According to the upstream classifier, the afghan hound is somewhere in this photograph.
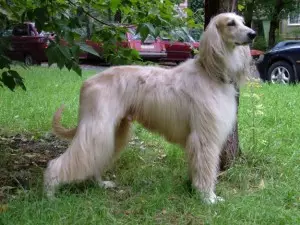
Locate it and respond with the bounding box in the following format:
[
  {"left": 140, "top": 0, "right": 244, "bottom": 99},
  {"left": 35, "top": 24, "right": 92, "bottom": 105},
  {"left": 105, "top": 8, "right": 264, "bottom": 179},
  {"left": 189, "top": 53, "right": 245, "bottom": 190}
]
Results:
[{"left": 44, "top": 12, "right": 256, "bottom": 204}]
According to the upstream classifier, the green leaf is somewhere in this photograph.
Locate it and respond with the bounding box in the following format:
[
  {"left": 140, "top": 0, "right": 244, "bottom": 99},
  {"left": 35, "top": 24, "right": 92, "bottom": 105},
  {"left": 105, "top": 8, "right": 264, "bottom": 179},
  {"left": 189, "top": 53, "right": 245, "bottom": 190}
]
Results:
[
  {"left": 58, "top": 45, "right": 72, "bottom": 59},
  {"left": 110, "top": 0, "right": 121, "bottom": 13},
  {"left": 77, "top": 42, "right": 100, "bottom": 57},
  {"left": 45, "top": 41, "right": 66, "bottom": 69},
  {"left": 8, "top": 70, "right": 26, "bottom": 91},
  {"left": 136, "top": 23, "right": 152, "bottom": 42},
  {"left": 45, "top": 42, "right": 61, "bottom": 66},
  {"left": 71, "top": 45, "right": 80, "bottom": 56},
  {"left": 238, "top": 4, "right": 245, "bottom": 11},
  {"left": 0, "top": 55, "right": 11, "bottom": 70},
  {"left": 72, "top": 62, "right": 82, "bottom": 76},
  {"left": 1, "top": 71, "right": 16, "bottom": 91},
  {"left": 1, "top": 70, "right": 26, "bottom": 91}
]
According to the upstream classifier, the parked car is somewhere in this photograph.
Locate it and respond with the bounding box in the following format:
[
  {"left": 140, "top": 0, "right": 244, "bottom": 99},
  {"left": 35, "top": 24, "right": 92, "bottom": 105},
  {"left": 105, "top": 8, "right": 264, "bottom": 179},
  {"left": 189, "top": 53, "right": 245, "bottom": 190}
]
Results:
[
  {"left": 250, "top": 49, "right": 264, "bottom": 60},
  {"left": 256, "top": 40, "right": 300, "bottom": 84},
  {"left": 2, "top": 22, "right": 54, "bottom": 65},
  {"left": 159, "top": 29, "right": 200, "bottom": 64},
  {"left": 86, "top": 26, "right": 167, "bottom": 63}
]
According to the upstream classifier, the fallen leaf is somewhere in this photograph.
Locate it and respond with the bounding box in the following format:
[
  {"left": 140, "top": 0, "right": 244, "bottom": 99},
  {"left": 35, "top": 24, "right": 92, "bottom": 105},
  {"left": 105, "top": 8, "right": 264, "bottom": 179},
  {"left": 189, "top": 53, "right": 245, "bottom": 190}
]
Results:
[
  {"left": 24, "top": 153, "right": 37, "bottom": 158},
  {"left": 0, "top": 204, "right": 8, "bottom": 213},
  {"left": 124, "top": 210, "right": 132, "bottom": 215}
]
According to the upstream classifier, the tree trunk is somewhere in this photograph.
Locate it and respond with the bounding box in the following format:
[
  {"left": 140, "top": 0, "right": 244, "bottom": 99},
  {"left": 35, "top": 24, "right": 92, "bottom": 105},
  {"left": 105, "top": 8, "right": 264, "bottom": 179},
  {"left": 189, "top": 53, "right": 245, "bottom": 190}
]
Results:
[
  {"left": 268, "top": 19, "right": 278, "bottom": 48},
  {"left": 244, "top": 0, "right": 255, "bottom": 28},
  {"left": 204, "top": 0, "right": 237, "bottom": 27},
  {"left": 204, "top": 0, "right": 240, "bottom": 171},
  {"left": 268, "top": 0, "right": 283, "bottom": 48},
  {"left": 114, "top": 9, "right": 122, "bottom": 23}
]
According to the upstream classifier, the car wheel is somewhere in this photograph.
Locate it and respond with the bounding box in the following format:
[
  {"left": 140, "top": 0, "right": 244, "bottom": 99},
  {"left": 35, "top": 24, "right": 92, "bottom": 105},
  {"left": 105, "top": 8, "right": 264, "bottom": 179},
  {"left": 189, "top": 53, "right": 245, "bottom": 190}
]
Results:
[
  {"left": 24, "top": 54, "right": 34, "bottom": 66},
  {"left": 267, "top": 61, "right": 295, "bottom": 84}
]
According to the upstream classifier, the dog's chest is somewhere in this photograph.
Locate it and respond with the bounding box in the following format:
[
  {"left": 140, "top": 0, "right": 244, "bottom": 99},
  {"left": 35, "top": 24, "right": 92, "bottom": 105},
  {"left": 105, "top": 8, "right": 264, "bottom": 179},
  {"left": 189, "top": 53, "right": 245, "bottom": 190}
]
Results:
[
  {"left": 214, "top": 86, "right": 237, "bottom": 137},
  {"left": 225, "top": 50, "right": 245, "bottom": 74}
]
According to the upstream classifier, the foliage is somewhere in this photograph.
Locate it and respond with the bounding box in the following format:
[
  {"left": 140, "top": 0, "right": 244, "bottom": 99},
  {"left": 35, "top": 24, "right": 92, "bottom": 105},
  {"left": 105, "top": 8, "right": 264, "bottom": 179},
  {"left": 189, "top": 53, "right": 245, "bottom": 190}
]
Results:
[
  {"left": 255, "top": 0, "right": 300, "bottom": 20},
  {"left": 188, "top": 0, "right": 204, "bottom": 24},
  {"left": 252, "top": 35, "right": 268, "bottom": 51},
  {"left": 0, "top": 0, "right": 199, "bottom": 91},
  {"left": 239, "top": 0, "right": 300, "bottom": 20}
]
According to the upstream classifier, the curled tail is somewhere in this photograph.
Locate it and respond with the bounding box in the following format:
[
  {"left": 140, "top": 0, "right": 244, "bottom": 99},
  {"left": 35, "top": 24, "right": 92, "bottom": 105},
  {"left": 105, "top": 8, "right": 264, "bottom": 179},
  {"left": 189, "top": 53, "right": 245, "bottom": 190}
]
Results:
[{"left": 52, "top": 104, "right": 77, "bottom": 140}]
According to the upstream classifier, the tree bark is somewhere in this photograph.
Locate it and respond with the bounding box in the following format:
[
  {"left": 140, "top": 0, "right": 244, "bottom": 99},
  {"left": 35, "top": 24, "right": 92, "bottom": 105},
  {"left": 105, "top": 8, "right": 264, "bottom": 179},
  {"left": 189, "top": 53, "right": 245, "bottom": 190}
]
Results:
[
  {"left": 244, "top": 0, "right": 255, "bottom": 28},
  {"left": 114, "top": 9, "right": 122, "bottom": 23},
  {"left": 204, "top": 0, "right": 240, "bottom": 171}
]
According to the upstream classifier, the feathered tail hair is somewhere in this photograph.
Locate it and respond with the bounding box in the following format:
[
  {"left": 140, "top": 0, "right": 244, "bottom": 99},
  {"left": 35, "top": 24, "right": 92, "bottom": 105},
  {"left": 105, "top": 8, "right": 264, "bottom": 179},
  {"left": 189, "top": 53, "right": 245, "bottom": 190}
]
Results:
[{"left": 52, "top": 105, "right": 77, "bottom": 140}]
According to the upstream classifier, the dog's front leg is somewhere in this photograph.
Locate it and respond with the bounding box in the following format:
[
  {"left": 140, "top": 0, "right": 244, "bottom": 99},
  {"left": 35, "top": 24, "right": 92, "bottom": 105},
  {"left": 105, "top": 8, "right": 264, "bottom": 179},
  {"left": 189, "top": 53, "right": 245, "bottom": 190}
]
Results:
[{"left": 186, "top": 131, "right": 224, "bottom": 204}]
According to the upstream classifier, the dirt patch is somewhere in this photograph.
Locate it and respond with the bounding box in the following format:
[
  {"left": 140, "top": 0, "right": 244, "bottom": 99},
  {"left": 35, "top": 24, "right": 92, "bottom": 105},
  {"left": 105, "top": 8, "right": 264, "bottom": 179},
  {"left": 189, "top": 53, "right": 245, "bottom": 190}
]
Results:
[{"left": 0, "top": 134, "right": 68, "bottom": 202}]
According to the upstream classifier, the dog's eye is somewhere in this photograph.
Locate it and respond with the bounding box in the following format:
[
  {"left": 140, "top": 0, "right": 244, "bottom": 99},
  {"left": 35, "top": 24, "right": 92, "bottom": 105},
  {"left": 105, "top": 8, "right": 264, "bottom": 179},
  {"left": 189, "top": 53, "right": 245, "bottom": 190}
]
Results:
[{"left": 227, "top": 20, "right": 236, "bottom": 26}]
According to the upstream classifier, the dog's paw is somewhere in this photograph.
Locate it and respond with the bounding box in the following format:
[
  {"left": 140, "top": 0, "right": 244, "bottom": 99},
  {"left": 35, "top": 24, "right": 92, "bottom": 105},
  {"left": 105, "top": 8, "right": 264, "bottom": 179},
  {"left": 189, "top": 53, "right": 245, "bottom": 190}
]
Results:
[
  {"left": 99, "top": 180, "right": 117, "bottom": 189},
  {"left": 203, "top": 192, "right": 225, "bottom": 204}
]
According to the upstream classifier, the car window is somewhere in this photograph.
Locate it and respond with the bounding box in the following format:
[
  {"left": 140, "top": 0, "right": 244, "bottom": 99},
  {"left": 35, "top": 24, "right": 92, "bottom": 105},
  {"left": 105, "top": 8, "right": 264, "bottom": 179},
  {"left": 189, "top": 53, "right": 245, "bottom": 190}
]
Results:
[
  {"left": 0, "top": 29, "right": 12, "bottom": 37},
  {"left": 171, "top": 30, "right": 189, "bottom": 42},
  {"left": 12, "top": 24, "right": 29, "bottom": 36},
  {"left": 128, "top": 28, "right": 155, "bottom": 41}
]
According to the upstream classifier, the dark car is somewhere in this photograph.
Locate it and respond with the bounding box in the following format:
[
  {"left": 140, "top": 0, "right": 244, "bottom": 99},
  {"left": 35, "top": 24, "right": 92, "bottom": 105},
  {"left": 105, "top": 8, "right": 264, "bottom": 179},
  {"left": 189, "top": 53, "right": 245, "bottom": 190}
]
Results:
[
  {"left": 2, "top": 22, "right": 54, "bottom": 65},
  {"left": 256, "top": 40, "right": 300, "bottom": 84}
]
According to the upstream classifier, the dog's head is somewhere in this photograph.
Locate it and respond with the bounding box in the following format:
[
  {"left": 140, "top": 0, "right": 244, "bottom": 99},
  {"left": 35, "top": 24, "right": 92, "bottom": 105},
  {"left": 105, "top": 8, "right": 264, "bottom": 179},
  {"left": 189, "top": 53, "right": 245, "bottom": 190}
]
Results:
[
  {"left": 213, "top": 12, "right": 256, "bottom": 47},
  {"left": 198, "top": 13, "right": 255, "bottom": 85}
]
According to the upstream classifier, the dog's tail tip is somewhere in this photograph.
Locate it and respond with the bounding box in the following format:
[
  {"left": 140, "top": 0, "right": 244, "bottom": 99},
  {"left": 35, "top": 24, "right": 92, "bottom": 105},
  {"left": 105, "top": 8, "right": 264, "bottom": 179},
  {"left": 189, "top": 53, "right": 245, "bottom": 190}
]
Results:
[{"left": 52, "top": 104, "right": 77, "bottom": 140}]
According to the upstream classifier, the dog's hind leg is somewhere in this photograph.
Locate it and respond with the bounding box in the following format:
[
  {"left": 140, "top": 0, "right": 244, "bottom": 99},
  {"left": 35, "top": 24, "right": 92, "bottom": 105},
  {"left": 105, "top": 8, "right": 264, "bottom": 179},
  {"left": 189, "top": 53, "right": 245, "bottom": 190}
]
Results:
[
  {"left": 115, "top": 117, "right": 132, "bottom": 155},
  {"left": 186, "top": 131, "right": 224, "bottom": 204},
  {"left": 44, "top": 116, "right": 117, "bottom": 196},
  {"left": 95, "top": 117, "right": 132, "bottom": 189}
]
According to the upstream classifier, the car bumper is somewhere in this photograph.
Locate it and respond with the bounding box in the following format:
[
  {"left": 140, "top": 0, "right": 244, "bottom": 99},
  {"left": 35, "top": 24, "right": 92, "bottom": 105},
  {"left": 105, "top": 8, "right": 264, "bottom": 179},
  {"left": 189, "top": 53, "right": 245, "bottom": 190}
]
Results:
[
  {"left": 255, "top": 55, "right": 268, "bottom": 80},
  {"left": 139, "top": 52, "right": 167, "bottom": 59}
]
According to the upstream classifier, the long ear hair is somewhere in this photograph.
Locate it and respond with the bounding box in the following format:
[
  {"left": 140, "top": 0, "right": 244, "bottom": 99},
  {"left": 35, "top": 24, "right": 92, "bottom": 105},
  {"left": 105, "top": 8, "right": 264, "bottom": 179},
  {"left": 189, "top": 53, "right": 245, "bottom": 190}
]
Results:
[{"left": 198, "top": 16, "right": 232, "bottom": 83}]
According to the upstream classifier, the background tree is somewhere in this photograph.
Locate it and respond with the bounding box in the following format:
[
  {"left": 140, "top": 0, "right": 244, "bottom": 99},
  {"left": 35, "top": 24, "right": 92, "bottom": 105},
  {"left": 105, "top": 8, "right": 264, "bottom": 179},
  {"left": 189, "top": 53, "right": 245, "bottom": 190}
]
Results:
[
  {"left": 239, "top": 0, "right": 300, "bottom": 48},
  {"left": 188, "top": 0, "right": 204, "bottom": 24},
  {"left": 204, "top": 0, "right": 239, "bottom": 171}
]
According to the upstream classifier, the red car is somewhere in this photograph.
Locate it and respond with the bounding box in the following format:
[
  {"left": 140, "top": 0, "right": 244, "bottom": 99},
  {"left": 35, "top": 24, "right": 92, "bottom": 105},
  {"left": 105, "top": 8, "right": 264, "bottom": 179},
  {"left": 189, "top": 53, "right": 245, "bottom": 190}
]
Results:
[
  {"left": 160, "top": 29, "right": 200, "bottom": 64},
  {"left": 250, "top": 49, "right": 264, "bottom": 60},
  {"left": 86, "top": 26, "right": 167, "bottom": 63},
  {"left": 3, "top": 22, "right": 54, "bottom": 65}
]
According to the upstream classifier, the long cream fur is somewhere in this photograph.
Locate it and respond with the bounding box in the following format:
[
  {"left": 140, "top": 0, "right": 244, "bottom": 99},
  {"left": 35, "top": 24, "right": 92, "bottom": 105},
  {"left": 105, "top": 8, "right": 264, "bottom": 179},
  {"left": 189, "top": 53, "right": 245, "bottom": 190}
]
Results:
[{"left": 44, "top": 12, "right": 255, "bottom": 204}]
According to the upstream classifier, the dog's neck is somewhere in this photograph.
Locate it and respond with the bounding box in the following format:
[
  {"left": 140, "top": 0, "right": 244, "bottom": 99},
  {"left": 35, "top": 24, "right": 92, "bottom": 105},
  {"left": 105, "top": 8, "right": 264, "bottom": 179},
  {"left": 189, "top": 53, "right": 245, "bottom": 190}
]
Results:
[{"left": 197, "top": 44, "right": 251, "bottom": 87}]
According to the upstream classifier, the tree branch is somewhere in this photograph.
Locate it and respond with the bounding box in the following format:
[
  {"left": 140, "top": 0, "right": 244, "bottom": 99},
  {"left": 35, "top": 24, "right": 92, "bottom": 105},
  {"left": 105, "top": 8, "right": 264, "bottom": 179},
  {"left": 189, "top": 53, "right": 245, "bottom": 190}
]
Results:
[{"left": 67, "top": 0, "right": 116, "bottom": 27}]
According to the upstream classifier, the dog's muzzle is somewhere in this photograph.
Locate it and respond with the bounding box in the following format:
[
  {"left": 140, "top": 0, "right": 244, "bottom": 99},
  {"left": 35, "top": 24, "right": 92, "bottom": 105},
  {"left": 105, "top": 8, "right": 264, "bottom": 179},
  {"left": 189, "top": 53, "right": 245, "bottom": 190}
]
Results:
[{"left": 247, "top": 31, "right": 257, "bottom": 40}]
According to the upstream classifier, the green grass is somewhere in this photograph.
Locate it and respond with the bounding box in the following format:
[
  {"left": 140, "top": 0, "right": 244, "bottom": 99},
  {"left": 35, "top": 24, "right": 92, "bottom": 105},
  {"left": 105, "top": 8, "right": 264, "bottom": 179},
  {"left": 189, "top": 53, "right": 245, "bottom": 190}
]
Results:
[
  {"left": 0, "top": 66, "right": 300, "bottom": 224},
  {"left": 0, "top": 66, "right": 97, "bottom": 136}
]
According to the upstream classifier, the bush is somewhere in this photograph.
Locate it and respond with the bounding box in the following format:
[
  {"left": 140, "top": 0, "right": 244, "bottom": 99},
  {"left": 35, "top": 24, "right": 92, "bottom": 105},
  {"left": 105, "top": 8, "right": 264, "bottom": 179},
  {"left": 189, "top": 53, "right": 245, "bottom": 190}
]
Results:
[{"left": 252, "top": 35, "right": 267, "bottom": 51}]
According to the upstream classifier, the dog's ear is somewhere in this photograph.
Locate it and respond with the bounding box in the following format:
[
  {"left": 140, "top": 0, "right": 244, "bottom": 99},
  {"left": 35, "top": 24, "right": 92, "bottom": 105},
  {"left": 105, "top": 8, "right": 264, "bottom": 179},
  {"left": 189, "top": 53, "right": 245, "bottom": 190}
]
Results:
[
  {"left": 199, "top": 16, "right": 225, "bottom": 63},
  {"left": 198, "top": 16, "right": 230, "bottom": 83},
  {"left": 201, "top": 16, "right": 225, "bottom": 53}
]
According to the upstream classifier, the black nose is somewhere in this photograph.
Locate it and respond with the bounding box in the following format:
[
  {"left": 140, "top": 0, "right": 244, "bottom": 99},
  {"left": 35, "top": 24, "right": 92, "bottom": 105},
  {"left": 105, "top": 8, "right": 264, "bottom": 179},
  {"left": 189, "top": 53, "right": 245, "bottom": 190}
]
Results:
[{"left": 247, "top": 31, "right": 256, "bottom": 40}]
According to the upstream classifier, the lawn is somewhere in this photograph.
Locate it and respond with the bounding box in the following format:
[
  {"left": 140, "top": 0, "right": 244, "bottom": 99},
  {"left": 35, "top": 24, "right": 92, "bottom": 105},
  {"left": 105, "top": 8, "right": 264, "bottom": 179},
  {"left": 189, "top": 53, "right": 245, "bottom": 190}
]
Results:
[{"left": 0, "top": 66, "right": 299, "bottom": 225}]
